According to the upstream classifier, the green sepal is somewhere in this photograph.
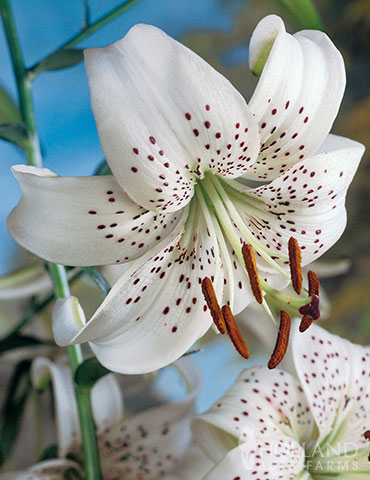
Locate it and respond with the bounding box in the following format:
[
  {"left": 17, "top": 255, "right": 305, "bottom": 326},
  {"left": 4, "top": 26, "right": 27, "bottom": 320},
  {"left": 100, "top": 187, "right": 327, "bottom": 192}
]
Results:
[
  {"left": 74, "top": 357, "right": 111, "bottom": 391},
  {"left": 0, "top": 85, "right": 21, "bottom": 124},
  {"left": 94, "top": 159, "right": 112, "bottom": 176},
  {"left": 30, "top": 48, "right": 84, "bottom": 78},
  {"left": 82, "top": 266, "right": 111, "bottom": 296},
  {"left": 272, "top": 0, "right": 323, "bottom": 30}
]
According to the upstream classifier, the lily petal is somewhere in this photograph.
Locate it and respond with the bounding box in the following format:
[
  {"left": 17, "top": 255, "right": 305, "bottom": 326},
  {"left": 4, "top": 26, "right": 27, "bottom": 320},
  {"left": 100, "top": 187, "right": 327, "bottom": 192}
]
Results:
[
  {"left": 290, "top": 321, "right": 370, "bottom": 452},
  {"left": 84, "top": 24, "right": 260, "bottom": 213},
  {"left": 53, "top": 206, "right": 222, "bottom": 374},
  {"left": 200, "top": 437, "right": 306, "bottom": 480},
  {"left": 7, "top": 165, "right": 183, "bottom": 266},
  {"left": 97, "top": 357, "right": 201, "bottom": 480},
  {"left": 246, "top": 15, "right": 346, "bottom": 181},
  {"left": 192, "top": 366, "right": 314, "bottom": 463},
  {"left": 243, "top": 135, "right": 364, "bottom": 269},
  {"left": 163, "top": 445, "right": 213, "bottom": 480}
]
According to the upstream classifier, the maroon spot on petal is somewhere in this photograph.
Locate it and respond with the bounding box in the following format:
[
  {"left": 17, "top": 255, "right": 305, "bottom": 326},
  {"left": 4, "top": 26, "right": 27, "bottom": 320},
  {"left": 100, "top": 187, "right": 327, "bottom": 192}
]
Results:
[
  {"left": 159, "top": 150, "right": 164, "bottom": 156},
  {"left": 285, "top": 101, "right": 290, "bottom": 109},
  {"left": 108, "top": 198, "right": 116, "bottom": 202},
  {"left": 126, "top": 298, "right": 132, "bottom": 305},
  {"left": 110, "top": 223, "right": 117, "bottom": 228},
  {"left": 149, "top": 136, "right": 156, "bottom": 144},
  {"left": 88, "top": 210, "right": 97, "bottom": 214},
  {"left": 131, "top": 167, "right": 138, "bottom": 173},
  {"left": 97, "top": 225, "right": 106, "bottom": 230},
  {"left": 272, "top": 108, "right": 277, "bottom": 115},
  {"left": 163, "top": 306, "right": 170, "bottom": 315},
  {"left": 105, "top": 234, "right": 113, "bottom": 239},
  {"left": 299, "top": 106, "right": 304, "bottom": 114},
  {"left": 106, "top": 191, "right": 113, "bottom": 195},
  {"left": 116, "top": 210, "right": 124, "bottom": 214},
  {"left": 171, "top": 326, "right": 178, "bottom": 333},
  {"left": 185, "top": 113, "right": 191, "bottom": 120},
  {"left": 147, "top": 155, "right": 154, "bottom": 161},
  {"left": 193, "top": 129, "right": 199, "bottom": 137},
  {"left": 132, "top": 148, "right": 139, "bottom": 154},
  {"left": 235, "top": 122, "right": 240, "bottom": 129},
  {"left": 205, "top": 104, "right": 210, "bottom": 111},
  {"left": 215, "top": 132, "right": 221, "bottom": 139},
  {"left": 204, "top": 121, "right": 210, "bottom": 129},
  {"left": 261, "top": 122, "right": 266, "bottom": 129}
]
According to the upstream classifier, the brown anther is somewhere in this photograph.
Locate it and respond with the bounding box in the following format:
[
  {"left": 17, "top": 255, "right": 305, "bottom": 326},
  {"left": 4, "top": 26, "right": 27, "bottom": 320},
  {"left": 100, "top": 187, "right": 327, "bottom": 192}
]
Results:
[
  {"left": 299, "top": 315, "right": 314, "bottom": 333},
  {"left": 308, "top": 270, "right": 320, "bottom": 297},
  {"left": 268, "top": 311, "right": 291, "bottom": 369},
  {"left": 241, "top": 243, "right": 263, "bottom": 304},
  {"left": 201, "top": 277, "right": 226, "bottom": 334},
  {"left": 288, "top": 237, "right": 303, "bottom": 295},
  {"left": 222, "top": 305, "right": 250, "bottom": 359},
  {"left": 364, "top": 430, "right": 370, "bottom": 441}
]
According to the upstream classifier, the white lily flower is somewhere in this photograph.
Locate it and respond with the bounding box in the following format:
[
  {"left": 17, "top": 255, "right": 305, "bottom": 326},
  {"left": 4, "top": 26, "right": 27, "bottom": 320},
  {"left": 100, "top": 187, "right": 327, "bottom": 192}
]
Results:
[
  {"left": 192, "top": 321, "right": 370, "bottom": 479},
  {"left": 0, "top": 356, "right": 200, "bottom": 479},
  {"left": 7, "top": 15, "right": 364, "bottom": 373}
]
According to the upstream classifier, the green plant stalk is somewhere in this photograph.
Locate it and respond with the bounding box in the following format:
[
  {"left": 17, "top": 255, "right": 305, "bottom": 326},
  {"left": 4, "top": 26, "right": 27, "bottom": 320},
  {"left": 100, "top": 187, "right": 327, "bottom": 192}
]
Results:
[
  {"left": 0, "top": 0, "right": 42, "bottom": 167},
  {"left": 28, "top": 0, "right": 142, "bottom": 74},
  {"left": 0, "top": 2, "right": 102, "bottom": 477},
  {"left": 48, "top": 265, "right": 102, "bottom": 479}
]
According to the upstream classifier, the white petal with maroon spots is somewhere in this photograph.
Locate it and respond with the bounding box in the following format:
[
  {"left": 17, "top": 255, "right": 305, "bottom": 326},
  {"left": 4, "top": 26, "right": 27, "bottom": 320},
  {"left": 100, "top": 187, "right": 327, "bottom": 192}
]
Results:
[
  {"left": 290, "top": 321, "right": 370, "bottom": 452},
  {"left": 7, "top": 165, "right": 182, "bottom": 266},
  {"left": 245, "top": 15, "right": 346, "bottom": 181},
  {"left": 98, "top": 358, "right": 200, "bottom": 480},
  {"left": 84, "top": 24, "right": 260, "bottom": 213},
  {"left": 55, "top": 205, "right": 224, "bottom": 374},
  {"left": 201, "top": 437, "right": 307, "bottom": 480},
  {"left": 243, "top": 135, "right": 364, "bottom": 270},
  {"left": 192, "top": 367, "right": 314, "bottom": 464}
]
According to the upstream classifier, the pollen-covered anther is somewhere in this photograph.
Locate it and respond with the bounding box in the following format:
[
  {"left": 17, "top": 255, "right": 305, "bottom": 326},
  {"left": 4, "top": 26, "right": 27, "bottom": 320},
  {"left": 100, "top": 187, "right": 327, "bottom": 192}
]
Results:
[
  {"left": 241, "top": 243, "right": 263, "bottom": 304},
  {"left": 268, "top": 311, "right": 291, "bottom": 369},
  {"left": 299, "top": 293, "right": 320, "bottom": 320},
  {"left": 299, "top": 315, "right": 314, "bottom": 333},
  {"left": 307, "top": 270, "right": 320, "bottom": 297},
  {"left": 201, "top": 277, "right": 226, "bottom": 334},
  {"left": 288, "top": 237, "right": 303, "bottom": 295},
  {"left": 222, "top": 305, "right": 250, "bottom": 359}
]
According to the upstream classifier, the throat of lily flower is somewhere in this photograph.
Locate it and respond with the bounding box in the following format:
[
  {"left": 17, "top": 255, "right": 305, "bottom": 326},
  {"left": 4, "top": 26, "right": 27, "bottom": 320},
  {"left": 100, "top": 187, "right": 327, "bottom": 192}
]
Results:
[{"left": 195, "top": 172, "right": 321, "bottom": 368}]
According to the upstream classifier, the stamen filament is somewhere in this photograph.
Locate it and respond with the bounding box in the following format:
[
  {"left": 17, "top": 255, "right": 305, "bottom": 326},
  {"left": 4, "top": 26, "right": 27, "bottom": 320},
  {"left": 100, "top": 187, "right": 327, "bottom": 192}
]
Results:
[
  {"left": 201, "top": 277, "right": 226, "bottom": 334},
  {"left": 222, "top": 304, "right": 250, "bottom": 359},
  {"left": 197, "top": 182, "right": 235, "bottom": 308},
  {"left": 268, "top": 311, "right": 291, "bottom": 369},
  {"left": 209, "top": 175, "right": 291, "bottom": 279},
  {"left": 241, "top": 243, "right": 263, "bottom": 304},
  {"left": 288, "top": 237, "right": 303, "bottom": 294}
]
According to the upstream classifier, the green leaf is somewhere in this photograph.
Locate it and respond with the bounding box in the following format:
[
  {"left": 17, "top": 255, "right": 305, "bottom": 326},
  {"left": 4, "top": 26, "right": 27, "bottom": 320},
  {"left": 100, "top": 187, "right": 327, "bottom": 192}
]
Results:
[
  {"left": 82, "top": 266, "right": 111, "bottom": 295},
  {"left": 39, "top": 444, "right": 58, "bottom": 461},
  {"left": 74, "top": 357, "right": 111, "bottom": 390},
  {"left": 0, "top": 85, "right": 21, "bottom": 124},
  {"left": 0, "top": 123, "right": 28, "bottom": 148},
  {"left": 31, "top": 49, "right": 84, "bottom": 77},
  {"left": 94, "top": 159, "right": 112, "bottom": 176},
  {"left": 0, "top": 360, "right": 32, "bottom": 466},
  {"left": 272, "top": 0, "right": 323, "bottom": 30},
  {"left": 0, "top": 333, "right": 48, "bottom": 355}
]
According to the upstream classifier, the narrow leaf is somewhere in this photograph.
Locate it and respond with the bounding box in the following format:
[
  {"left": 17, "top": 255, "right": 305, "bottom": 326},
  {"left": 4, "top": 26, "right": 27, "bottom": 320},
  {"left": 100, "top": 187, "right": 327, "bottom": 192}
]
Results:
[
  {"left": 0, "top": 360, "right": 32, "bottom": 466},
  {"left": 272, "top": 0, "right": 323, "bottom": 30},
  {"left": 32, "top": 49, "right": 84, "bottom": 77},
  {"left": 0, "top": 85, "right": 21, "bottom": 124},
  {"left": 74, "top": 357, "right": 111, "bottom": 390},
  {"left": 0, "top": 123, "right": 28, "bottom": 148},
  {"left": 82, "top": 266, "right": 111, "bottom": 295},
  {"left": 94, "top": 159, "right": 112, "bottom": 176},
  {"left": 0, "top": 333, "right": 50, "bottom": 355}
]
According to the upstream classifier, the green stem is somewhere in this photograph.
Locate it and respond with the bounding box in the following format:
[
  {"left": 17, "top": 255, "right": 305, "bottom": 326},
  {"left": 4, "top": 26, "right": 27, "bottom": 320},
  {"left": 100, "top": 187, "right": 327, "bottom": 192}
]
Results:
[
  {"left": 28, "top": 0, "right": 142, "bottom": 72},
  {"left": 0, "top": 0, "right": 42, "bottom": 167},
  {"left": 48, "top": 265, "right": 102, "bottom": 479},
  {"left": 1, "top": 3, "right": 102, "bottom": 477}
]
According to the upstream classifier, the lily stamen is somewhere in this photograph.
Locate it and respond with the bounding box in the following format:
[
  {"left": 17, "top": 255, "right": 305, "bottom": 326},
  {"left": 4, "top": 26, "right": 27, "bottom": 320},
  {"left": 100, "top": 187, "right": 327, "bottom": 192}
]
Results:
[
  {"left": 288, "top": 237, "right": 303, "bottom": 295},
  {"left": 222, "top": 304, "right": 250, "bottom": 359},
  {"left": 268, "top": 310, "right": 291, "bottom": 369},
  {"left": 299, "top": 315, "right": 314, "bottom": 333},
  {"left": 201, "top": 277, "right": 226, "bottom": 334},
  {"left": 242, "top": 243, "right": 263, "bottom": 304},
  {"left": 308, "top": 270, "right": 320, "bottom": 296}
]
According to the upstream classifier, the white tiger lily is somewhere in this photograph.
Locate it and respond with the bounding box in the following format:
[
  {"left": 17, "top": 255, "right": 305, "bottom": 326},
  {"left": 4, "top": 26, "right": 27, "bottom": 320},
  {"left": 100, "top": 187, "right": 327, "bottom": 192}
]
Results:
[
  {"left": 192, "top": 322, "right": 370, "bottom": 479},
  {"left": 7, "top": 15, "right": 364, "bottom": 373},
  {"left": 0, "top": 357, "right": 200, "bottom": 480}
]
